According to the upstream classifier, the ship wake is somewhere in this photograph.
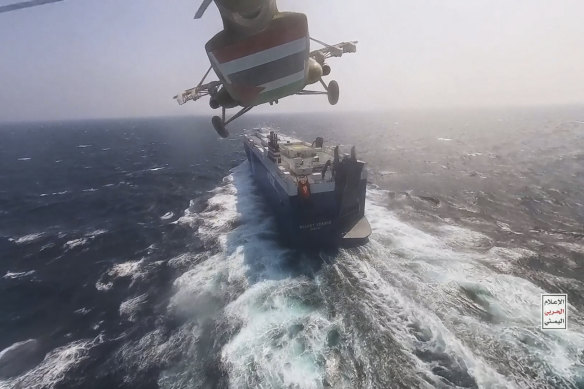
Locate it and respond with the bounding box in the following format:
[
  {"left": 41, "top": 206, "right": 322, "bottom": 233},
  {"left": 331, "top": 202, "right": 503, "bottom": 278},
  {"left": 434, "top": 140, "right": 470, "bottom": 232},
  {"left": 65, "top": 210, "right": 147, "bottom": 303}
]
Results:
[{"left": 105, "top": 162, "right": 584, "bottom": 389}]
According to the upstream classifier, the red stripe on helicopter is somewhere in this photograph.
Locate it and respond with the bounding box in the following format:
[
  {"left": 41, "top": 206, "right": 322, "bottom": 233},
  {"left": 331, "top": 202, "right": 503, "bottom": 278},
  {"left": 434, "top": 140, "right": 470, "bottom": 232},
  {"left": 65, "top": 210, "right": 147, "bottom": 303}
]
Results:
[{"left": 212, "top": 19, "right": 308, "bottom": 64}]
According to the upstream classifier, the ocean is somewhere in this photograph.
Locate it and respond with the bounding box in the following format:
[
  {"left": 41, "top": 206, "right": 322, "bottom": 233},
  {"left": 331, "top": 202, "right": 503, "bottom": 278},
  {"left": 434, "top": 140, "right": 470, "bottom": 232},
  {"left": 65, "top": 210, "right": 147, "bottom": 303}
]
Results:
[{"left": 0, "top": 108, "right": 583, "bottom": 388}]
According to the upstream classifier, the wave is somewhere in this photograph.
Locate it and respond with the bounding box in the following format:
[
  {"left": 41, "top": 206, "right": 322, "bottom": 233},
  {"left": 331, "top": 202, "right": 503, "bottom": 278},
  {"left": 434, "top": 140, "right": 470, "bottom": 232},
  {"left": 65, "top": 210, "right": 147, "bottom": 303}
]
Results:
[
  {"left": 0, "top": 337, "right": 102, "bottom": 389},
  {"left": 64, "top": 238, "right": 88, "bottom": 250},
  {"left": 112, "top": 163, "right": 584, "bottom": 388},
  {"left": 3, "top": 270, "right": 35, "bottom": 280},
  {"left": 95, "top": 259, "right": 146, "bottom": 291},
  {"left": 63, "top": 230, "right": 107, "bottom": 251},
  {"left": 11, "top": 233, "right": 44, "bottom": 245},
  {"left": 120, "top": 294, "right": 148, "bottom": 322},
  {"left": 160, "top": 212, "right": 174, "bottom": 221}
]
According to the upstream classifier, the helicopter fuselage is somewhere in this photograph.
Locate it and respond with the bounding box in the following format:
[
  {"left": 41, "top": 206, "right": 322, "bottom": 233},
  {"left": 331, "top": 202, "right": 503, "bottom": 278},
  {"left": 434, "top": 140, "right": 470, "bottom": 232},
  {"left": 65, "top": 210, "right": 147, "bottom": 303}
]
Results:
[{"left": 206, "top": 11, "right": 312, "bottom": 108}]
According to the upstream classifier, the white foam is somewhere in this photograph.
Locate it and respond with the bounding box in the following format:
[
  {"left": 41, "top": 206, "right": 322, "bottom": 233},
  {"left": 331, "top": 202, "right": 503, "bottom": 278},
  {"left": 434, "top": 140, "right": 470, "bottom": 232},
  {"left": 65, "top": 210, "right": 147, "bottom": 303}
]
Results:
[
  {"left": 160, "top": 212, "right": 174, "bottom": 220},
  {"left": 328, "top": 247, "right": 513, "bottom": 388},
  {"left": 62, "top": 230, "right": 106, "bottom": 251},
  {"left": 0, "top": 337, "right": 101, "bottom": 389},
  {"left": 361, "top": 188, "right": 584, "bottom": 387},
  {"left": 159, "top": 168, "right": 496, "bottom": 387},
  {"left": 167, "top": 253, "right": 198, "bottom": 269},
  {"left": 73, "top": 307, "right": 91, "bottom": 315},
  {"left": 64, "top": 238, "right": 88, "bottom": 250},
  {"left": 496, "top": 221, "right": 523, "bottom": 235},
  {"left": 95, "top": 259, "right": 146, "bottom": 291},
  {"left": 154, "top": 165, "right": 584, "bottom": 388},
  {"left": 86, "top": 229, "right": 107, "bottom": 238},
  {"left": 17, "top": 157, "right": 31, "bottom": 161},
  {"left": 176, "top": 165, "right": 272, "bottom": 250},
  {"left": 159, "top": 163, "right": 336, "bottom": 388},
  {"left": 120, "top": 328, "right": 192, "bottom": 386},
  {"left": 110, "top": 259, "right": 144, "bottom": 278},
  {"left": 168, "top": 164, "right": 277, "bottom": 318},
  {"left": 221, "top": 278, "right": 334, "bottom": 389},
  {"left": 95, "top": 281, "right": 113, "bottom": 291},
  {"left": 3, "top": 270, "right": 35, "bottom": 280},
  {"left": 169, "top": 249, "right": 247, "bottom": 318},
  {"left": 120, "top": 294, "right": 148, "bottom": 322},
  {"left": 0, "top": 339, "right": 37, "bottom": 361},
  {"left": 438, "top": 224, "right": 494, "bottom": 250},
  {"left": 12, "top": 233, "right": 44, "bottom": 244},
  {"left": 557, "top": 242, "right": 584, "bottom": 254}
]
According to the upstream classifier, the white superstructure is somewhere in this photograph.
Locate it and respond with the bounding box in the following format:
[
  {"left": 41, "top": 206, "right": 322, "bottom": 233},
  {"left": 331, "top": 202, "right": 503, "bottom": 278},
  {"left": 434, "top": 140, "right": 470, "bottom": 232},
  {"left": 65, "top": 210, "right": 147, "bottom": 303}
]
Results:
[{"left": 244, "top": 128, "right": 367, "bottom": 195}]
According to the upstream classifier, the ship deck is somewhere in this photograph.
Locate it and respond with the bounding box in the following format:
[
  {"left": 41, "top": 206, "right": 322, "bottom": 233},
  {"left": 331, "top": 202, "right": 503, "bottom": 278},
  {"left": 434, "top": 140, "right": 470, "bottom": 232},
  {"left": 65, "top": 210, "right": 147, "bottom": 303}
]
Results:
[{"left": 244, "top": 129, "right": 349, "bottom": 193}]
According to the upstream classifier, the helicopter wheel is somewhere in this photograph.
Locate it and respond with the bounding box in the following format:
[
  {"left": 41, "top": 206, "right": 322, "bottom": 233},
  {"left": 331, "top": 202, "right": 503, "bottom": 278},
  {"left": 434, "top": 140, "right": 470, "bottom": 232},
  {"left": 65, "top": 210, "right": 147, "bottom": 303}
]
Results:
[
  {"left": 327, "top": 80, "right": 339, "bottom": 105},
  {"left": 322, "top": 64, "right": 331, "bottom": 76},
  {"left": 211, "top": 116, "right": 229, "bottom": 138},
  {"left": 209, "top": 99, "right": 220, "bottom": 109}
]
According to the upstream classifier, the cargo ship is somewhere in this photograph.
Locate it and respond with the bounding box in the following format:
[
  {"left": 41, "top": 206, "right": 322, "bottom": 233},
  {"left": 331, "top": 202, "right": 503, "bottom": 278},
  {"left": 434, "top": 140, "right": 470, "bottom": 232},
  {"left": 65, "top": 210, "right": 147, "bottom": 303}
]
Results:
[{"left": 243, "top": 129, "right": 371, "bottom": 247}]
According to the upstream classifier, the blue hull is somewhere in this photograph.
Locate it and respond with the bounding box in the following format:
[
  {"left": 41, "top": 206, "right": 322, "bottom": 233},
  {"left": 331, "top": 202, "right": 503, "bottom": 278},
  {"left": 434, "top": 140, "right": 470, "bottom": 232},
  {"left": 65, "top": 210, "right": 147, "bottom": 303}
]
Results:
[{"left": 244, "top": 141, "right": 367, "bottom": 247}]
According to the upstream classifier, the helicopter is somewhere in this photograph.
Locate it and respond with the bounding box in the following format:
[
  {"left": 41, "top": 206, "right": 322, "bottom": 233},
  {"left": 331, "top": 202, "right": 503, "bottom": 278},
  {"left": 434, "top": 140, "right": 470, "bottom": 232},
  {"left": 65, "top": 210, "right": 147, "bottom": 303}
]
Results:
[
  {"left": 2, "top": 0, "right": 357, "bottom": 138},
  {"left": 174, "top": 0, "right": 358, "bottom": 137}
]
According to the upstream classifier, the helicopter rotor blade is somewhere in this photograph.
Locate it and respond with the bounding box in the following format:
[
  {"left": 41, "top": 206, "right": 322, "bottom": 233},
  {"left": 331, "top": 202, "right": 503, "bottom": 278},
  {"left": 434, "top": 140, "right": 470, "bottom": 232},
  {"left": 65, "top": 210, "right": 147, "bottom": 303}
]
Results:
[
  {"left": 194, "top": 0, "right": 212, "bottom": 19},
  {"left": 0, "top": 0, "right": 64, "bottom": 14}
]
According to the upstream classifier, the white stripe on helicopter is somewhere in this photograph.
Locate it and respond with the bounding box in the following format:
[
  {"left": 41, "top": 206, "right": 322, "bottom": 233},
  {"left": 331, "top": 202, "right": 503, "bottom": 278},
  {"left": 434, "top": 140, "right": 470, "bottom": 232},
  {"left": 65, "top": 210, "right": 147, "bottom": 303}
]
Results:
[
  {"left": 208, "top": 52, "right": 232, "bottom": 84},
  {"left": 217, "top": 37, "right": 307, "bottom": 75},
  {"left": 258, "top": 69, "right": 306, "bottom": 93}
]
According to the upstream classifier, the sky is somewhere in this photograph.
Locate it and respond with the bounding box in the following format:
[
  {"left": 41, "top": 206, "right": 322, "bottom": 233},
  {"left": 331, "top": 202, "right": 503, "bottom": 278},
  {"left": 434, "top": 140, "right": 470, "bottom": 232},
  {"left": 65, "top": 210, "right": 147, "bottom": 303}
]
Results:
[{"left": 0, "top": 0, "right": 583, "bottom": 121}]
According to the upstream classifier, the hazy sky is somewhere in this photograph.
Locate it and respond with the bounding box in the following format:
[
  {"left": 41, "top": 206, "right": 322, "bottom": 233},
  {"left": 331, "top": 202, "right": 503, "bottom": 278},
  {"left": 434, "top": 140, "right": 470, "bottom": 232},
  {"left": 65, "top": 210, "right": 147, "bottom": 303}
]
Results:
[{"left": 1, "top": 0, "right": 583, "bottom": 121}]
